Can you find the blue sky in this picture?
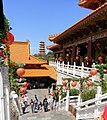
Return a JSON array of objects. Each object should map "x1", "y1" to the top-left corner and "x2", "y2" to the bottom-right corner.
[{"x1": 3, "y1": 0, "x2": 92, "y2": 55}]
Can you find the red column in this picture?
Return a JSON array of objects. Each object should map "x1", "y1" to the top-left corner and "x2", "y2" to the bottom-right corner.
[
  {"x1": 62, "y1": 48, "x2": 66, "y2": 62},
  {"x1": 88, "y1": 40, "x2": 93, "y2": 58},
  {"x1": 71, "y1": 45, "x2": 76, "y2": 64}
]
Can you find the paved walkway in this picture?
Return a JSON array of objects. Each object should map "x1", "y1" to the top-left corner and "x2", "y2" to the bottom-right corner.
[
  {"x1": 19, "y1": 89, "x2": 75, "y2": 120},
  {"x1": 19, "y1": 110, "x2": 75, "y2": 120}
]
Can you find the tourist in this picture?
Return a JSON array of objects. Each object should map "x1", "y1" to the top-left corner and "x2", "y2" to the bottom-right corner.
[
  {"x1": 24, "y1": 94, "x2": 29, "y2": 107},
  {"x1": 38, "y1": 101, "x2": 43, "y2": 112},
  {"x1": 48, "y1": 86, "x2": 50, "y2": 95},
  {"x1": 48, "y1": 96, "x2": 54, "y2": 111},
  {"x1": 30, "y1": 99, "x2": 34, "y2": 113},
  {"x1": 43, "y1": 98, "x2": 48, "y2": 112},
  {"x1": 21, "y1": 101, "x2": 26, "y2": 114},
  {"x1": 33, "y1": 95, "x2": 38, "y2": 112}
]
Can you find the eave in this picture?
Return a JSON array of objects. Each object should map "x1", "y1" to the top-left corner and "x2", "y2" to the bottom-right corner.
[
  {"x1": 46, "y1": 44, "x2": 62, "y2": 51},
  {"x1": 51, "y1": 2, "x2": 107, "y2": 43},
  {"x1": 78, "y1": 0, "x2": 106, "y2": 10}
]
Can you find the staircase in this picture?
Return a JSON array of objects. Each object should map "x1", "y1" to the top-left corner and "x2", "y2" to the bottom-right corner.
[
  {"x1": 48, "y1": 61, "x2": 107, "y2": 120},
  {"x1": 19, "y1": 89, "x2": 75, "y2": 120}
]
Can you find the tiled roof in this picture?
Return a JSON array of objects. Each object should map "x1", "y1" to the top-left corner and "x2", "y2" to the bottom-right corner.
[
  {"x1": 10, "y1": 41, "x2": 47, "y2": 64},
  {"x1": 50, "y1": 2, "x2": 107, "y2": 42},
  {"x1": 46, "y1": 44, "x2": 62, "y2": 50},
  {"x1": 23, "y1": 65, "x2": 57, "y2": 81},
  {"x1": 10, "y1": 41, "x2": 57, "y2": 81}
]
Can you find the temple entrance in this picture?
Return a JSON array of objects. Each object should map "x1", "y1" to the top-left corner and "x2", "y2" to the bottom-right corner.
[{"x1": 25, "y1": 77, "x2": 56, "y2": 89}]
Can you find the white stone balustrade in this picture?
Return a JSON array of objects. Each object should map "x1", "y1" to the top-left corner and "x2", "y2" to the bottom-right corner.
[
  {"x1": 49, "y1": 61, "x2": 92, "y2": 78},
  {"x1": 76, "y1": 93, "x2": 107, "y2": 120},
  {"x1": 56, "y1": 95, "x2": 79, "y2": 111}
]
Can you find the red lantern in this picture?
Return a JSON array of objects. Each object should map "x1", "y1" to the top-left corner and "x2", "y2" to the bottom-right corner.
[
  {"x1": 20, "y1": 87, "x2": 26, "y2": 94},
  {"x1": 27, "y1": 83, "x2": 30, "y2": 87},
  {"x1": 23, "y1": 82, "x2": 27, "y2": 87},
  {"x1": 62, "y1": 80, "x2": 67, "y2": 86},
  {"x1": 98, "y1": 56, "x2": 103, "y2": 61},
  {"x1": 90, "y1": 69, "x2": 97, "y2": 76},
  {"x1": 2, "y1": 32, "x2": 14, "y2": 45},
  {"x1": 21, "y1": 94, "x2": 25, "y2": 98},
  {"x1": 85, "y1": 44, "x2": 88, "y2": 49},
  {"x1": 71, "y1": 81, "x2": 77, "y2": 87},
  {"x1": 50, "y1": 92, "x2": 54, "y2": 96},
  {"x1": 85, "y1": 56, "x2": 90, "y2": 61},
  {"x1": 66, "y1": 56, "x2": 69, "y2": 60},
  {"x1": 16, "y1": 68, "x2": 25, "y2": 77},
  {"x1": 58, "y1": 57, "x2": 62, "y2": 61},
  {"x1": 55, "y1": 87, "x2": 59, "y2": 91},
  {"x1": 76, "y1": 56, "x2": 80, "y2": 60},
  {"x1": 77, "y1": 47, "x2": 81, "y2": 51},
  {"x1": 96, "y1": 43, "x2": 101, "y2": 47},
  {"x1": 86, "y1": 80, "x2": 92, "y2": 86},
  {"x1": 65, "y1": 86, "x2": 69, "y2": 90}
]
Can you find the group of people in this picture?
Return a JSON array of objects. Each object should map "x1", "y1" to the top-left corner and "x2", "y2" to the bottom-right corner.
[
  {"x1": 30, "y1": 95, "x2": 51, "y2": 113},
  {"x1": 21, "y1": 94, "x2": 54, "y2": 114}
]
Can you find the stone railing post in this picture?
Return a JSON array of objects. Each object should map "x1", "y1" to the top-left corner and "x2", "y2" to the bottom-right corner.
[
  {"x1": 65, "y1": 89, "x2": 69, "y2": 111},
  {"x1": 58, "y1": 95, "x2": 61, "y2": 110},
  {"x1": 62, "y1": 61, "x2": 64, "y2": 72},
  {"x1": 0, "y1": 68, "x2": 5, "y2": 120},
  {"x1": 73, "y1": 62, "x2": 76, "y2": 76},
  {"x1": 81, "y1": 62, "x2": 84, "y2": 78},
  {"x1": 67, "y1": 62, "x2": 69, "y2": 74},
  {"x1": 56, "y1": 60, "x2": 59, "y2": 70}
]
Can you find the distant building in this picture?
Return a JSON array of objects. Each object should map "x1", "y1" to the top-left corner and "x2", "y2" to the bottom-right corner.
[{"x1": 39, "y1": 41, "x2": 45, "y2": 56}]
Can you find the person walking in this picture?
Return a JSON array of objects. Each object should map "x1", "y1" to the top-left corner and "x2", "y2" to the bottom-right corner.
[
  {"x1": 48, "y1": 86, "x2": 50, "y2": 95},
  {"x1": 43, "y1": 98, "x2": 48, "y2": 112},
  {"x1": 21, "y1": 101, "x2": 26, "y2": 114},
  {"x1": 48, "y1": 96, "x2": 54, "y2": 111},
  {"x1": 24, "y1": 94, "x2": 29, "y2": 107},
  {"x1": 38, "y1": 101, "x2": 43, "y2": 112},
  {"x1": 34, "y1": 95, "x2": 38, "y2": 112},
  {"x1": 30, "y1": 99, "x2": 34, "y2": 113}
]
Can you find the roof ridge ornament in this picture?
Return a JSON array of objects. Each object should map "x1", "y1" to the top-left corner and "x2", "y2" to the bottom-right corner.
[{"x1": 48, "y1": 33, "x2": 60, "y2": 41}]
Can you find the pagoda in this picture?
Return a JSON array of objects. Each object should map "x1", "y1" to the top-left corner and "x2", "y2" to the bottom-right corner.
[{"x1": 39, "y1": 41, "x2": 45, "y2": 56}]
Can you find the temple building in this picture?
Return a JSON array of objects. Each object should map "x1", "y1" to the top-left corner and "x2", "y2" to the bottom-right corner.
[
  {"x1": 47, "y1": 1, "x2": 107, "y2": 67},
  {"x1": 10, "y1": 41, "x2": 57, "y2": 88}
]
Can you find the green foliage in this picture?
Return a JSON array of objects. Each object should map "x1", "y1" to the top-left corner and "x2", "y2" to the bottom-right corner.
[
  {"x1": 53, "y1": 90, "x2": 59, "y2": 102},
  {"x1": 34, "y1": 52, "x2": 54, "y2": 61},
  {"x1": 9, "y1": 61, "x2": 24, "y2": 94},
  {"x1": 101, "y1": 78, "x2": 107, "y2": 94},
  {"x1": 61, "y1": 92, "x2": 66, "y2": 100},
  {"x1": 69, "y1": 89, "x2": 79, "y2": 96},
  {"x1": 81, "y1": 87, "x2": 97, "y2": 102}
]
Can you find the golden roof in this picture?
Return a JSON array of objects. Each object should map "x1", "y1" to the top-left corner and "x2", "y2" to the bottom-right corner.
[
  {"x1": 46, "y1": 44, "x2": 62, "y2": 50},
  {"x1": 23, "y1": 65, "x2": 57, "y2": 81},
  {"x1": 10, "y1": 41, "x2": 47, "y2": 64},
  {"x1": 50, "y1": 2, "x2": 107, "y2": 42},
  {"x1": 10, "y1": 41, "x2": 57, "y2": 81}
]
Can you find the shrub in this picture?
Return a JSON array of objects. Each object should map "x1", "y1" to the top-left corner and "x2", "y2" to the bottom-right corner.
[
  {"x1": 81, "y1": 87, "x2": 97, "y2": 102},
  {"x1": 69, "y1": 89, "x2": 79, "y2": 96}
]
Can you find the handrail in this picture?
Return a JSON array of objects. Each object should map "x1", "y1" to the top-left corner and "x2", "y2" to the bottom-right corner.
[
  {"x1": 49, "y1": 61, "x2": 92, "y2": 78},
  {"x1": 76, "y1": 93, "x2": 107, "y2": 119},
  {"x1": 56, "y1": 95, "x2": 79, "y2": 111}
]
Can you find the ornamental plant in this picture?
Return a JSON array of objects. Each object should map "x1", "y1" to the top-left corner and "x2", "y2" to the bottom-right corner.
[{"x1": 81, "y1": 86, "x2": 97, "y2": 102}]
